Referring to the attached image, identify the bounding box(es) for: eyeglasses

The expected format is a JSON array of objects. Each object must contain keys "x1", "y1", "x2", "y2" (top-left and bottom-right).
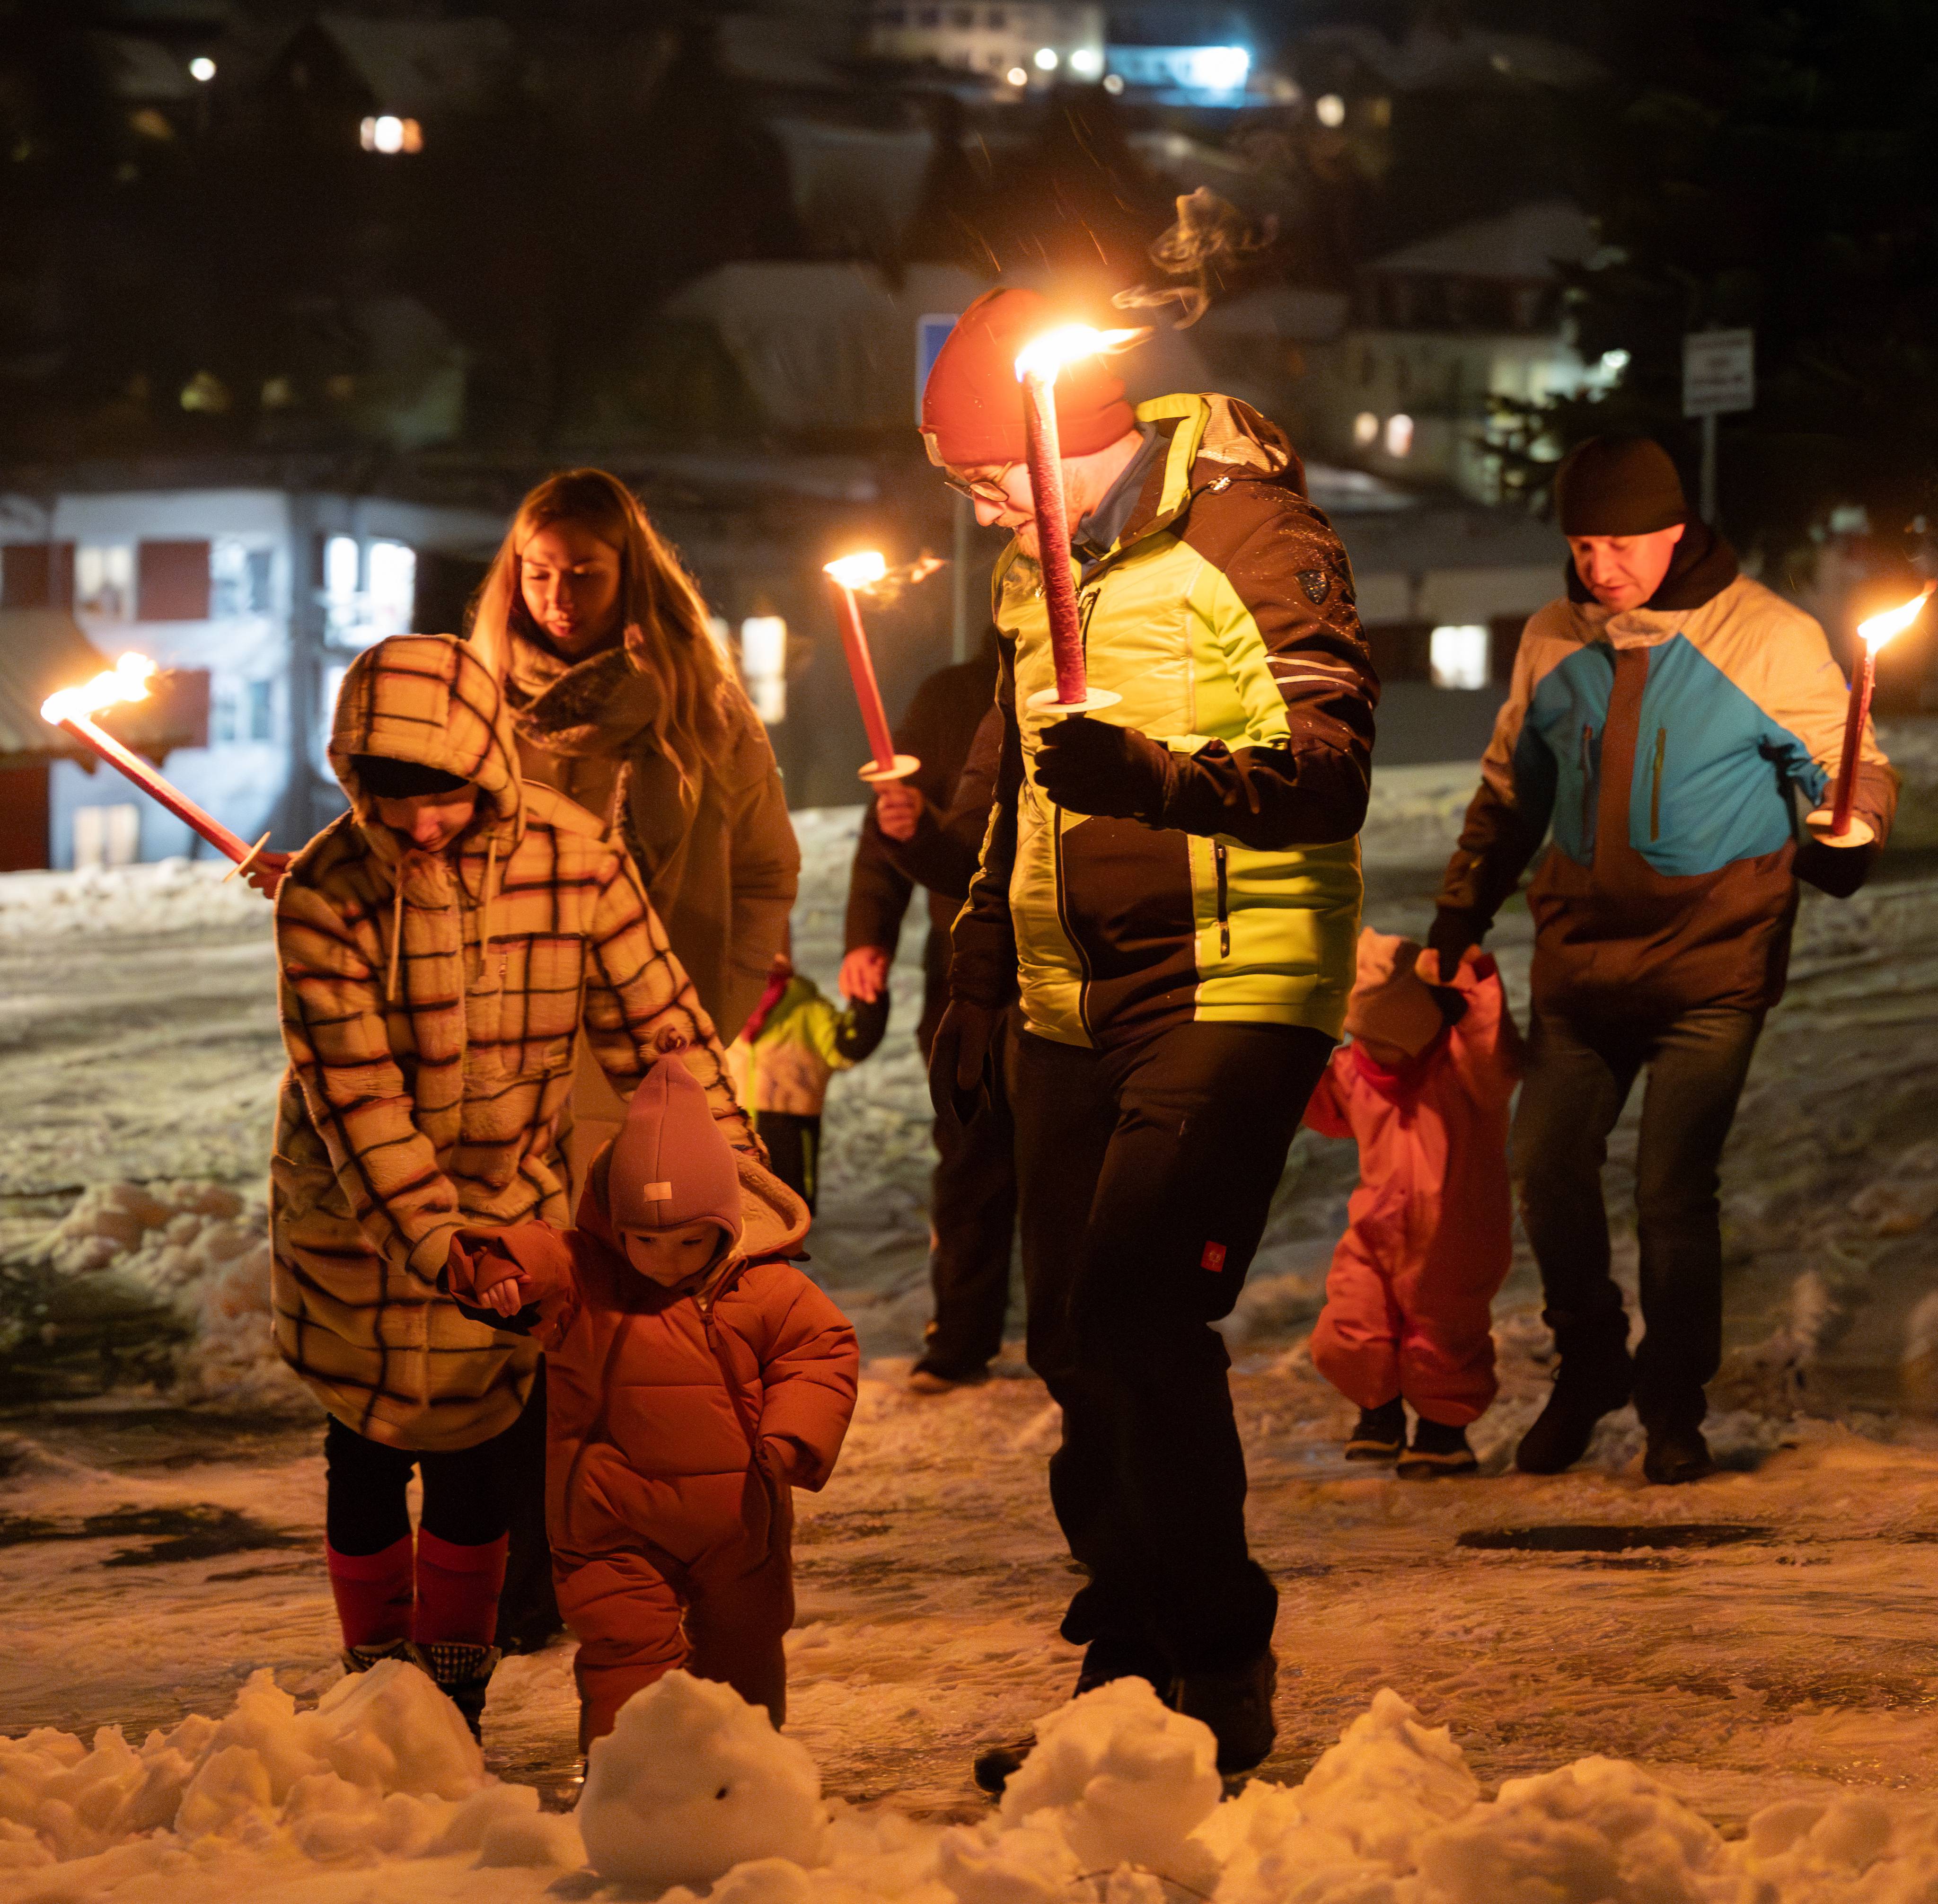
[{"x1": 941, "y1": 463, "x2": 1021, "y2": 507}]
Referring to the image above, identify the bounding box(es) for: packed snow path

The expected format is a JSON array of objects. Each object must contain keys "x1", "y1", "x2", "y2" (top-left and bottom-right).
[{"x1": 8, "y1": 741, "x2": 1938, "y2": 1863}]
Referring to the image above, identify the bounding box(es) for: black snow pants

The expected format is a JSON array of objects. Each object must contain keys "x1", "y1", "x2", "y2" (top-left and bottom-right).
[
  {"x1": 1009, "y1": 1018, "x2": 1332, "y2": 1677},
  {"x1": 755, "y1": 1111, "x2": 824, "y2": 1215},
  {"x1": 918, "y1": 1006, "x2": 1019, "y2": 1377},
  {"x1": 1512, "y1": 1002, "x2": 1765, "y2": 1431}
]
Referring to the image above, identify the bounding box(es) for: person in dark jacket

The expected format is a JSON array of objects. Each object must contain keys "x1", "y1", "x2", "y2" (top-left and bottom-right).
[
  {"x1": 921, "y1": 287, "x2": 1377, "y2": 1780},
  {"x1": 842, "y1": 637, "x2": 1018, "y2": 1390},
  {"x1": 1429, "y1": 437, "x2": 1896, "y2": 1485}
]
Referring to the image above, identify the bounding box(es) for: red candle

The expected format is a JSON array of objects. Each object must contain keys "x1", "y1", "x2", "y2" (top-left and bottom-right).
[
  {"x1": 1828, "y1": 583, "x2": 1932, "y2": 838},
  {"x1": 823, "y1": 554, "x2": 918, "y2": 784},
  {"x1": 1018, "y1": 365, "x2": 1087, "y2": 707},
  {"x1": 42, "y1": 656, "x2": 254, "y2": 862}
]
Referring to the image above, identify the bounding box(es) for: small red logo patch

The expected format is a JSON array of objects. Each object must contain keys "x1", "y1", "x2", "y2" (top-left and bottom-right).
[{"x1": 1201, "y1": 1242, "x2": 1227, "y2": 1272}]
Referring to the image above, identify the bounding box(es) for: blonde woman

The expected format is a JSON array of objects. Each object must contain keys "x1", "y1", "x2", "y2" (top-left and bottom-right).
[{"x1": 471, "y1": 468, "x2": 799, "y2": 1049}]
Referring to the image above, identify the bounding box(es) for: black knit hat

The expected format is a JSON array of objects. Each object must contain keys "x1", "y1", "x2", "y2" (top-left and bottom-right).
[
  {"x1": 351, "y1": 752, "x2": 472, "y2": 798},
  {"x1": 1554, "y1": 437, "x2": 1688, "y2": 536}
]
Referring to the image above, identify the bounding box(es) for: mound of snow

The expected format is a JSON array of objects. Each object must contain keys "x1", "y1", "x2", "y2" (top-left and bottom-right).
[
  {"x1": 577, "y1": 1671, "x2": 826, "y2": 1889},
  {"x1": 0, "y1": 1658, "x2": 580, "y2": 1879},
  {"x1": 35, "y1": 1178, "x2": 303, "y2": 1411},
  {"x1": 0, "y1": 859, "x2": 269, "y2": 942}
]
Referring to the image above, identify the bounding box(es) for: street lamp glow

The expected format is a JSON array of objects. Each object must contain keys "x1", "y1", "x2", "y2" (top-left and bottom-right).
[
  {"x1": 1006, "y1": 66, "x2": 1028, "y2": 86},
  {"x1": 1315, "y1": 92, "x2": 1346, "y2": 127},
  {"x1": 1033, "y1": 46, "x2": 1059, "y2": 71},
  {"x1": 1193, "y1": 45, "x2": 1251, "y2": 90},
  {"x1": 188, "y1": 56, "x2": 216, "y2": 82}
]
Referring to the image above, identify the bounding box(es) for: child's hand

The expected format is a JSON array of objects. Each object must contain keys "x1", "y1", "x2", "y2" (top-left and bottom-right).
[{"x1": 482, "y1": 1273, "x2": 532, "y2": 1317}]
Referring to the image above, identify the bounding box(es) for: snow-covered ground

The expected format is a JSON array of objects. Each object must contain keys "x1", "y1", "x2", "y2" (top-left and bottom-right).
[{"x1": 8, "y1": 735, "x2": 1938, "y2": 1899}]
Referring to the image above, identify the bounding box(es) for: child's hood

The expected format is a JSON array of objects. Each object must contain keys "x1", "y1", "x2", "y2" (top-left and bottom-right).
[
  {"x1": 580, "y1": 1050, "x2": 811, "y2": 1275},
  {"x1": 328, "y1": 635, "x2": 525, "y2": 847}
]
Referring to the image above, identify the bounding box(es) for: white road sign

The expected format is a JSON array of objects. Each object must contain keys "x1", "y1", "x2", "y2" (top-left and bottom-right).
[{"x1": 1683, "y1": 329, "x2": 1755, "y2": 418}]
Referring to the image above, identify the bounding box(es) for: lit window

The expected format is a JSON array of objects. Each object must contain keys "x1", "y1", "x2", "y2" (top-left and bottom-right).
[
  {"x1": 76, "y1": 545, "x2": 135, "y2": 620},
  {"x1": 1007, "y1": 65, "x2": 1028, "y2": 84},
  {"x1": 1384, "y1": 413, "x2": 1414, "y2": 458},
  {"x1": 325, "y1": 534, "x2": 359, "y2": 602},
  {"x1": 1189, "y1": 45, "x2": 1250, "y2": 90},
  {"x1": 359, "y1": 115, "x2": 423, "y2": 155},
  {"x1": 74, "y1": 805, "x2": 141, "y2": 870},
  {"x1": 740, "y1": 616, "x2": 787, "y2": 725},
  {"x1": 1033, "y1": 46, "x2": 1058, "y2": 70},
  {"x1": 247, "y1": 679, "x2": 274, "y2": 741},
  {"x1": 366, "y1": 539, "x2": 415, "y2": 636},
  {"x1": 1430, "y1": 626, "x2": 1490, "y2": 692},
  {"x1": 1315, "y1": 93, "x2": 1346, "y2": 127},
  {"x1": 188, "y1": 56, "x2": 215, "y2": 82},
  {"x1": 211, "y1": 539, "x2": 274, "y2": 619},
  {"x1": 1352, "y1": 411, "x2": 1379, "y2": 448},
  {"x1": 1599, "y1": 348, "x2": 1630, "y2": 375}
]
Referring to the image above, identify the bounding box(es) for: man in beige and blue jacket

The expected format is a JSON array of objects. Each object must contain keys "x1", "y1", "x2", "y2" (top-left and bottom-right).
[{"x1": 920, "y1": 287, "x2": 1378, "y2": 1778}]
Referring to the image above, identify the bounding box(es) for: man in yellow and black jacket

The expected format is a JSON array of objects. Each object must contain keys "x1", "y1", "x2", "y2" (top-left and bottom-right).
[{"x1": 920, "y1": 288, "x2": 1377, "y2": 1779}]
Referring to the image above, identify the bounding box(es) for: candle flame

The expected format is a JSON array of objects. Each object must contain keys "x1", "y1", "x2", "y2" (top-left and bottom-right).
[
  {"x1": 824, "y1": 551, "x2": 888, "y2": 591},
  {"x1": 1858, "y1": 582, "x2": 1936, "y2": 653},
  {"x1": 1014, "y1": 324, "x2": 1149, "y2": 386},
  {"x1": 41, "y1": 652, "x2": 158, "y2": 726}
]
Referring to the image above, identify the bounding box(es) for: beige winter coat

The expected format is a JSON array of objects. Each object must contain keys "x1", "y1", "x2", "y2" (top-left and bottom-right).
[
  {"x1": 270, "y1": 635, "x2": 753, "y2": 1452},
  {"x1": 496, "y1": 631, "x2": 799, "y2": 1042}
]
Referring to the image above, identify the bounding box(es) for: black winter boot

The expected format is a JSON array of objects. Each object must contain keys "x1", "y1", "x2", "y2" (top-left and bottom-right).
[
  {"x1": 1643, "y1": 1421, "x2": 1716, "y2": 1485},
  {"x1": 1345, "y1": 1398, "x2": 1406, "y2": 1462},
  {"x1": 973, "y1": 1628, "x2": 1174, "y2": 1796},
  {"x1": 1397, "y1": 1418, "x2": 1477, "y2": 1478},
  {"x1": 1173, "y1": 1648, "x2": 1277, "y2": 1778},
  {"x1": 1515, "y1": 1342, "x2": 1634, "y2": 1475},
  {"x1": 418, "y1": 1640, "x2": 502, "y2": 1741}
]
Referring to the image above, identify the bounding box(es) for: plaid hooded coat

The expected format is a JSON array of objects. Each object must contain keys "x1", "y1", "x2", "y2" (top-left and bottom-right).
[{"x1": 270, "y1": 635, "x2": 755, "y2": 1452}]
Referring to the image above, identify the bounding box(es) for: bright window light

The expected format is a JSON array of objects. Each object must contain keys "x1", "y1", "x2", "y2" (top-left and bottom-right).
[
  {"x1": 740, "y1": 616, "x2": 788, "y2": 725},
  {"x1": 1006, "y1": 65, "x2": 1028, "y2": 85},
  {"x1": 1384, "y1": 412, "x2": 1414, "y2": 458},
  {"x1": 324, "y1": 535, "x2": 359, "y2": 600},
  {"x1": 1599, "y1": 348, "x2": 1631, "y2": 374},
  {"x1": 1033, "y1": 46, "x2": 1058, "y2": 70},
  {"x1": 1189, "y1": 46, "x2": 1250, "y2": 90},
  {"x1": 1431, "y1": 625, "x2": 1491, "y2": 691},
  {"x1": 188, "y1": 56, "x2": 216, "y2": 82},
  {"x1": 1067, "y1": 46, "x2": 1102, "y2": 77},
  {"x1": 1353, "y1": 410, "x2": 1379, "y2": 448},
  {"x1": 1315, "y1": 92, "x2": 1346, "y2": 127},
  {"x1": 367, "y1": 540, "x2": 416, "y2": 636},
  {"x1": 359, "y1": 115, "x2": 423, "y2": 155}
]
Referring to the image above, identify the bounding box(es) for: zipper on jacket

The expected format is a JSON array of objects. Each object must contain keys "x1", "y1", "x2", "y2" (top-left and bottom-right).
[
  {"x1": 1048, "y1": 810, "x2": 1095, "y2": 1042},
  {"x1": 1578, "y1": 722, "x2": 1597, "y2": 857},
  {"x1": 1214, "y1": 842, "x2": 1231, "y2": 956},
  {"x1": 1650, "y1": 726, "x2": 1666, "y2": 842}
]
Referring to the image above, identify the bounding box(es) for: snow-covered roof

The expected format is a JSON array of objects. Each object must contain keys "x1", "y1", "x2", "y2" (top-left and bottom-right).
[
  {"x1": 1368, "y1": 200, "x2": 1598, "y2": 282},
  {"x1": 766, "y1": 118, "x2": 936, "y2": 255},
  {"x1": 88, "y1": 33, "x2": 196, "y2": 102},
  {"x1": 1299, "y1": 23, "x2": 1606, "y2": 92},
  {"x1": 310, "y1": 14, "x2": 515, "y2": 115},
  {"x1": 1196, "y1": 285, "x2": 1351, "y2": 346}
]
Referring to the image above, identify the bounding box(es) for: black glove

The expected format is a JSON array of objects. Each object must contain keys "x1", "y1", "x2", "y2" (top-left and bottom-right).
[
  {"x1": 1426, "y1": 906, "x2": 1488, "y2": 968},
  {"x1": 1034, "y1": 717, "x2": 1174, "y2": 819},
  {"x1": 1795, "y1": 833, "x2": 1876, "y2": 899},
  {"x1": 927, "y1": 998, "x2": 1001, "y2": 1126}
]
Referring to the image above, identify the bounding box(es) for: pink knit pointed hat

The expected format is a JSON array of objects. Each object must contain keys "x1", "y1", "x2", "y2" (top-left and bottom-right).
[{"x1": 608, "y1": 1051, "x2": 743, "y2": 1249}]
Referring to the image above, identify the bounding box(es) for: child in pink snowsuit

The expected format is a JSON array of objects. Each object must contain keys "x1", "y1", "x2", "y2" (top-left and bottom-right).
[{"x1": 1304, "y1": 930, "x2": 1522, "y2": 1476}]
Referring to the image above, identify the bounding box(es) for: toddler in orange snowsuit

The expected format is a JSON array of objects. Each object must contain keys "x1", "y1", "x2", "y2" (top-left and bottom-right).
[
  {"x1": 446, "y1": 1051, "x2": 859, "y2": 1745},
  {"x1": 1304, "y1": 931, "x2": 1522, "y2": 1476}
]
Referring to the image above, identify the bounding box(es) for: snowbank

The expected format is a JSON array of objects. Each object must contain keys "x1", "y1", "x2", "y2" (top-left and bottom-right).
[
  {"x1": 0, "y1": 1658, "x2": 581, "y2": 1889},
  {"x1": 14, "y1": 1668, "x2": 1938, "y2": 1902},
  {"x1": 31, "y1": 1178, "x2": 305, "y2": 1411},
  {"x1": 0, "y1": 858, "x2": 269, "y2": 941}
]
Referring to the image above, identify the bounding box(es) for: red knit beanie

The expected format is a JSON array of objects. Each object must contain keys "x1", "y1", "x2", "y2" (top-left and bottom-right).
[{"x1": 921, "y1": 287, "x2": 1136, "y2": 467}]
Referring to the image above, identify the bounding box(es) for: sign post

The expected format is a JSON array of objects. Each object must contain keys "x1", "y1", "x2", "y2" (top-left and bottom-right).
[
  {"x1": 918, "y1": 313, "x2": 973, "y2": 662},
  {"x1": 1682, "y1": 328, "x2": 1754, "y2": 527}
]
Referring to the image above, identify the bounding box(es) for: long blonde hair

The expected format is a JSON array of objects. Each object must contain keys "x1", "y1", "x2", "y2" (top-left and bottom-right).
[{"x1": 471, "y1": 468, "x2": 747, "y2": 800}]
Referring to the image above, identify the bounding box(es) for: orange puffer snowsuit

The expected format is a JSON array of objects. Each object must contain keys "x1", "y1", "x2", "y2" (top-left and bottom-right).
[
  {"x1": 448, "y1": 1060, "x2": 858, "y2": 1745},
  {"x1": 1304, "y1": 952, "x2": 1521, "y2": 1426}
]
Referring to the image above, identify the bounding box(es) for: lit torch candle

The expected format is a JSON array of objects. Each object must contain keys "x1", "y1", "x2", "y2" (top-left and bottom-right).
[
  {"x1": 823, "y1": 552, "x2": 919, "y2": 785},
  {"x1": 1013, "y1": 323, "x2": 1142, "y2": 718},
  {"x1": 1823, "y1": 583, "x2": 1934, "y2": 842},
  {"x1": 41, "y1": 654, "x2": 262, "y2": 865}
]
